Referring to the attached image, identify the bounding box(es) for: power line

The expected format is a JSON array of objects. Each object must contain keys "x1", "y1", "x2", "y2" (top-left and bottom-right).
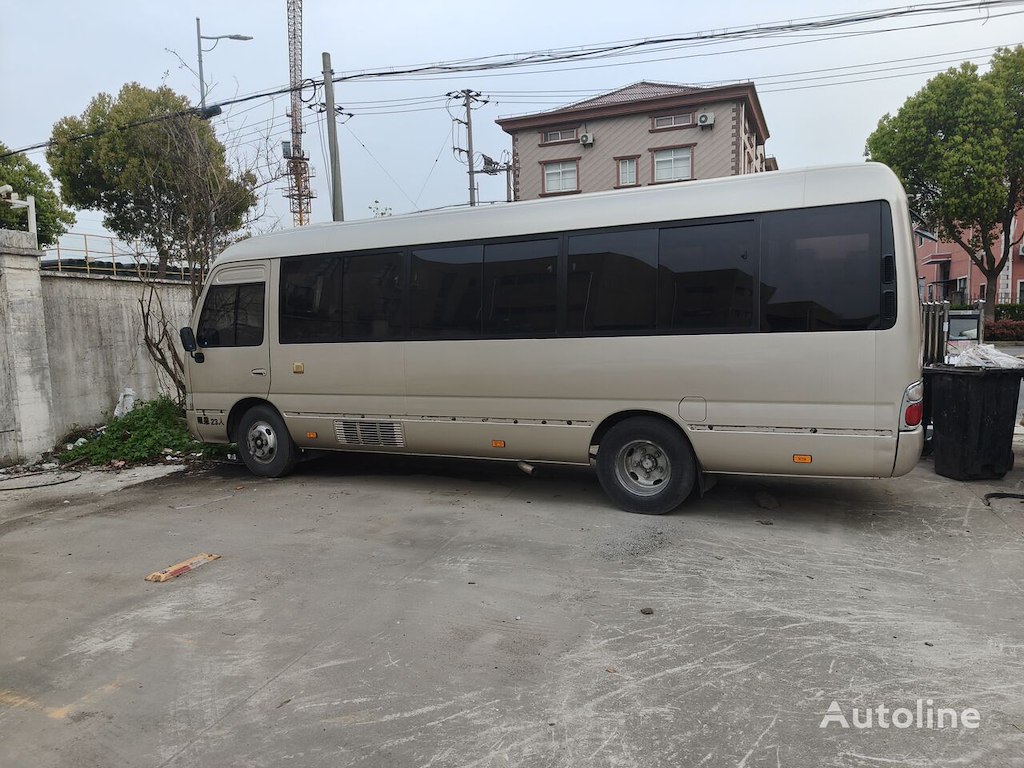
[
  {"x1": 414, "y1": 124, "x2": 454, "y2": 207},
  {"x1": 4, "y1": 2, "x2": 1021, "y2": 159},
  {"x1": 342, "y1": 123, "x2": 419, "y2": 210}
]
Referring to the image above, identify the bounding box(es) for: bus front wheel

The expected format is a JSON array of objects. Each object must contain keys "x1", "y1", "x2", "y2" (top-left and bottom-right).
[
  {"x1": 237, "y1": 405, "x2": 297, "y2": 478},
  {"x1": 596, "y1": 417, "x2": 696, "y2": 515}
]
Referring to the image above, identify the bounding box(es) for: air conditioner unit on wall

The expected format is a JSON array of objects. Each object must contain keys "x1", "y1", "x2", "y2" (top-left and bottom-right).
[
  {"x1": 697, "y1": 112, "x2": 715, "y2": 127},
  {"x1": 579, "y1": 132, "x2": 594, "y2": 146}
]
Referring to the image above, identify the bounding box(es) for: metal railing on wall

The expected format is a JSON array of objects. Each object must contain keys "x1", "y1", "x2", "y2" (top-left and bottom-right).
[
  {"x1": 922, "y1": 300, "x2": 988, "y2": 365},
  {"x1": 41, "y1": 232, "x2": 194, "y2": 282}
]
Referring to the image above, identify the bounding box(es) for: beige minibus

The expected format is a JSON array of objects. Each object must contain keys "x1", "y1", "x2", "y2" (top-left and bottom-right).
[{"x1": 180, "y1": 163, "x2": 923, "y2": 514}]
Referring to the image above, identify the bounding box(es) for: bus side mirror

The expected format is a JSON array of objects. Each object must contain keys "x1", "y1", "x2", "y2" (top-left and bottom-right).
[
  {"x1": 180, "y1": 327, "x2": 204, "y2": 363},
  {"x1": 180, "y1": 326, "x2": 198, "y2": 352}
]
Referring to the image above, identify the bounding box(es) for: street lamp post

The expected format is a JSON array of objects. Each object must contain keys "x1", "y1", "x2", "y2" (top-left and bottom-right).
[{"x1": 195, "y1": 17, "x2": 252, "y2": 113}]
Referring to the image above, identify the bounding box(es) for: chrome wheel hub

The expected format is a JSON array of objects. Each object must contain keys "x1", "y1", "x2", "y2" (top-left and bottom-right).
[
  {"x1": 246, "y1": 421, "x2": 278, "y2": 464},
  {"x1": 615, "y1": 439, "x2": 671, "y2": 497}
]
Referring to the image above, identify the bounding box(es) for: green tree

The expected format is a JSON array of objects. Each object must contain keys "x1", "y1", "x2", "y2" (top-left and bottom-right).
[
  {"x1": 867, "y1": 46, "x2": 1024, "y2": 319},
  {"x1": 46, "y1": 82, "x2": 256, "y2": 280},
  {"x1": 47, "y1": 82, "x2": 260, "y2": 403},
  {"x1": 0, "y1": 143, "x2": 75, "y2": 247}
]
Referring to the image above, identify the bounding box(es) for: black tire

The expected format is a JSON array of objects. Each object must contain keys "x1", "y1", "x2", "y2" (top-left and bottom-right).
[
  {"x1": 596, "y1": 417, "x2": 696, "y2": 515},
  {"x1": 236, "y1": 404, "x2": 297, "y2": 478}
]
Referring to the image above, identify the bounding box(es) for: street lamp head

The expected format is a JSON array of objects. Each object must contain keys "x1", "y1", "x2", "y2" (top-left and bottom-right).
[
  {"x1": 199, "y1": 33, "x2": 254, "y2": 42},
  {"x1": 195, "y1": 18, "x2": 252, "y2": 111}
]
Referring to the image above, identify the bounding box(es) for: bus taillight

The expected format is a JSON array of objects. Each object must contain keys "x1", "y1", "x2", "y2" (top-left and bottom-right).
[
  {"x1": 904, "y1": 401, "x2": 923, "y2": 427},
  {"x1": 900, "y1": 381, "x2": 924, "y2": 430}
]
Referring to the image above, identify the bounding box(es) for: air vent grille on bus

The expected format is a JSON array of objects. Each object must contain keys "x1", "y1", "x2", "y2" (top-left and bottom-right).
[{"x1": 334, "y1": 420, "x2": 406, "y2": 447}]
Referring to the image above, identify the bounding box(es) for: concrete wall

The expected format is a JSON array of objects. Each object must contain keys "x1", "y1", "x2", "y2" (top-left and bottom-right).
[
  {"x1": 40, "y1": 273, "x2": 192, "y2": 436},
  {"x1": 0, "y1": 226, "x2": 191, "y2": 464},
  {"x1": 0, "y1": 231, "x2": 55, "y2": 463}
]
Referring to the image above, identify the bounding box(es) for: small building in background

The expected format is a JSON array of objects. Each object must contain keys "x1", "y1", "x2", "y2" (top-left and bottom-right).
[
  {"x1": 915, "y1": 210, "x2": 1024, "y2": 306},
  {"x1": 495, "y1": 81, "x2": 776, "y2": 201}
]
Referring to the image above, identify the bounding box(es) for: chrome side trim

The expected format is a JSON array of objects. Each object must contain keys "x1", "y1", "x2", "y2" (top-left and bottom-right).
[{"x1": 688, "y1": 424, "x2": 893, "y2": 438}]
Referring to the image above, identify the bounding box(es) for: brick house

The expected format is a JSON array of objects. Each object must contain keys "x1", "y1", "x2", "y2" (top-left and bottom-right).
[
  {"x1": 495, "y1": 81, "x2": 776, "y2": 201},
  {"x1": 916, "y1": 210, "x2": 1024, "y2": 305}
]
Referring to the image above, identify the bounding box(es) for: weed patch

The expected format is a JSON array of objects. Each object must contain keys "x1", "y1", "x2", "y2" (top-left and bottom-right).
[{"x1": 60, "y1": 397, "x2": 205, "y2": 465}]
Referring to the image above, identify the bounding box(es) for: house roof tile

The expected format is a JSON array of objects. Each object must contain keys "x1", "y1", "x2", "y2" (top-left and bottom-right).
[{"x1": 555, "y1": 81, "x2": 704, "y2": 112}]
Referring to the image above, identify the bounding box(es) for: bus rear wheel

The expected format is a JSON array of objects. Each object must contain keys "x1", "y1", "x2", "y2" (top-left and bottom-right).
[
  {"x1": 596, "y1": 417, "x2": 696, "y2": 515},
  {"x1": 237, "y1": 405, "x2": 297, "y2": 478}
]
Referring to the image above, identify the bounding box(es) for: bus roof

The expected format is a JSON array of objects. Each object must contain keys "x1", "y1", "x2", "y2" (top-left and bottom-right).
[{"x1": 218, "y1": 162, "x2": 906, "y2": 264}]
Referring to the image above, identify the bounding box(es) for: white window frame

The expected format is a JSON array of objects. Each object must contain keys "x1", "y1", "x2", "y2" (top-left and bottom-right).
[
  {"x1": 652, "y1": 113, "x2": 693, "y2": 129},
  {"x1": 542, "y1": 160, "x2": 578, "y2": 194},
  {"x1": 653, "y1": 147, "x2": 693, "y2": 183},
  {"x1": 541, "y1": 128, "x2": 577, "y2": 143},
  {"x1": 617, "y1": 157, "x2": 638, "y2": 187}
]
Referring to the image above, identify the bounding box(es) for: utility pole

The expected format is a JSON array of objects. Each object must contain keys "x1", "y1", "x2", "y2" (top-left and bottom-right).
[
  {"x1": 321, "y1": 52, "x2": 345, "y2": 221},
  {"x1": 448, "y1": 90, "x2": 487, "y2": 207},
  {"x1": 464, "y1": 91, "x2": 476, "y2": 207},
  {"x1": 196, "y1": 18, "x2": 206, "y2": 113}
]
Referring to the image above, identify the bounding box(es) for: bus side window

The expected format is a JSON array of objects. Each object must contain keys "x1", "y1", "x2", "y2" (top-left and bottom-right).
[
  {"x1": 657, "y1": 220, "x2": 757, "y2": 333},
  {"x1": 483, "y1": 239, "x2": 558, "y2": 335},
  {"x1": 567, "y1": 229, "x2": 657, "y2": 334},
  {"x1": 761, "y1": 203, "x2": 884, "y2": 332},
  {"x1": 410, "y1": 244, "x2": 483, "y2": 338},
  {"x1": 280, "y1": 254, "x2": 344, "y2": 343},
  {"x1": 196, "y1": 283, "x2": 266, "y2": 348},
  {"x1": 342, "y1": 252, "x2": 404, "y2": 340}
]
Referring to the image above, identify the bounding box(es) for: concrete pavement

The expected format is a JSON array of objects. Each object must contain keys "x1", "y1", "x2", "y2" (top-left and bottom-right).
[{"x1": 1, "y1": 454, "x2": 1023, "y2": 767}]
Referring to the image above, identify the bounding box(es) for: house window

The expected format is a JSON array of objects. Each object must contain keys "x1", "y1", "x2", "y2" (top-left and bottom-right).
[
  {"x1": 542, "y1": 160, "x2": 578, "y2": 194},
  {"x1": 652, "y1": 147, "x2": 693, "y2": 183},
  {"x1": 651, "y1": 113, "x2": 693, "y2": 130},
  {"x1": 541, "y1": 128, "x2": 577, "y2": 143},
  {"x1": 616, "y1": 157, "x2": 638, "y2": 187}
]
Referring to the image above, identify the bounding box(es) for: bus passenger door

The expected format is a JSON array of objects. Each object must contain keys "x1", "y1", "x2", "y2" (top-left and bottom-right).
[{"x1": 185, "y1": 263, "x2": 271, "y2": 442}]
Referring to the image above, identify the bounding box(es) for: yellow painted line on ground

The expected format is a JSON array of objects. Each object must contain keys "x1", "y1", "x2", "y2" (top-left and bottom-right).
[
  {"x1": 0, "y1": 682, "x2": 121, "y2": 720},
  {"x1": 0, "y1": 689, "x2": 66, "y2": 719}
]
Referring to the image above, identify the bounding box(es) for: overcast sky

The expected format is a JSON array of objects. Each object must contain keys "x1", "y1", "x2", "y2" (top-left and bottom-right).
[{"x1": 2, "y1": 0, "x2": 1022, "y2": 240}]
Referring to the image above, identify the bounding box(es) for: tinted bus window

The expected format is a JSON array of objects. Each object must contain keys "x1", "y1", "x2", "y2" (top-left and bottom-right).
[
  {"x1": 761, "y1": 202, "x2": 885, "y2": 332},
  {"x1": 658, "y1": 221, "x2": 756, "y2": 332},
  {"x1": 410, "y1": 245, "x2": 483, "y2": 338},
  {"x1": 483, "y1": 239, "x2": 558, "y2": 335},
  {"x1": 567, "y1": 229, "x2": 657, "y2": 333},
  {"x1": 342, "y1": 252, "x2": 403, "y2": 340},
  {"x1": 280, "y1": 254, "x2": 343, "y2": 343},
  {"x1": 196, "y1": 283, "x2": 265, "y2": 347}
]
